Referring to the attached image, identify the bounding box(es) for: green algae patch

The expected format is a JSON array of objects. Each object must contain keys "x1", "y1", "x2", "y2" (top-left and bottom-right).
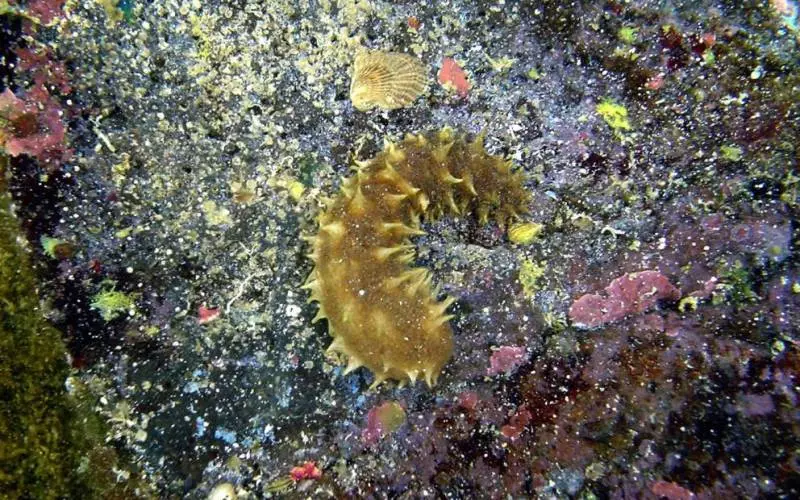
[
  {"x1": 519, "y1": 259, "x2": 546, "y2": 298},
  {"x1": 508, "y1": 222, "x2": 544, "y2": 245},
  {"x1": 297, "y1": 154, "x2": 324, "y2": 187},
  {"x1": 526, "y1": 67, "x2": 543, "y2": 81},
  {"x1": 91, "y1": 283, "x2": 137, "y2": 321},
  {"x1": 201, "y1": 199, "x2": 233, "y2": 226},
  {"x1": 678, "y1": 296, "x2": 700, "y2": 313},
  {"x1": 720, "y1": 144, "x2": 743, "y2": 162},
  {"x1": 0, "y1": 176, "x2": 146, "y2": 497},
  {"x1": 97, "y1": 0, "x2": 124, "y2": 25},
  {"x1": 617, "y1": 26, "x2": 638, "y2": 44},
  {"x1": 266, "y1": 476, "x2": 295, "y2": 494},
  {"x1": 40, "y1": 235, "x2": 74, "y2": 259},
  {"x1": 715, "y1": 260, "x2": 759, "y2": 307},
  {"x1": 596, "y1": 98, "x2": 632, "y2": 132}
]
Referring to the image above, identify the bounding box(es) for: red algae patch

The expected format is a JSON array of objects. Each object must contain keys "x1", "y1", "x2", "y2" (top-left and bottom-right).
[
  {"x1": 289, "y1": 461, "x2": 322, "y2": 481},
  {"x1": 569, "y1": 270, "x2": 681, "y2": 329},
  {"x1": 487, "y1": 346, "x2": 528, "y2": 376}
]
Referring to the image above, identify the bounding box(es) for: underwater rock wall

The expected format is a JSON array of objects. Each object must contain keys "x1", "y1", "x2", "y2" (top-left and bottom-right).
[{"x1": 1, "y1": 0, "x2": 799, "y2": 497}]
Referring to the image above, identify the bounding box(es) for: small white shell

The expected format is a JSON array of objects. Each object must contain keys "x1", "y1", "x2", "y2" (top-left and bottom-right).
[{"x1": 350, "y1": 49, "x2": 428, "y2": 111}]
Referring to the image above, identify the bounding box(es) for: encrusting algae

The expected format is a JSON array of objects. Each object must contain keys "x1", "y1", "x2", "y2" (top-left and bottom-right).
[
  {"x1": 304, "y1": 128, "x2": 530, "y2": 388},
  {"x1": 350, "y1": 49, "x2": 428, "y2": 111}
]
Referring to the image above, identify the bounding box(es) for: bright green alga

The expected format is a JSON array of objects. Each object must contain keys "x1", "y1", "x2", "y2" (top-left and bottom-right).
[
  {"x1": 596, "y1": 98, "x2": 632, "y2": 131},
  {"x1": 720, "y1": 144, "x2": 743, "y2": 162},
  {"x1": 91, "y1": 283, "x2": 137, "y2": 321},
  {"x1": 617, "y1": 26, "x2": 638, "y2": 44},
  {"x1": 519, "y1": 259, "x2": 546, "y2": 298}
]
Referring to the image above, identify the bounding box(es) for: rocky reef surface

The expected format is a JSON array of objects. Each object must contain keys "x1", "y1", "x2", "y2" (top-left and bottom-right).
[{"x1": 1, "y1": 0, "x2": 798, "y2": 498}]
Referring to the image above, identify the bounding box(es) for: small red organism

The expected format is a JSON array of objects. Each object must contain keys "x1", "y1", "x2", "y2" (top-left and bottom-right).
[
  {"x1": 487, "y1": 346, "x2": 528, "y2": 376},
  {"x1": 500, "y1": 406, "x2": 531, "y2": 440},
  {"x1": 660, "y1": 25, "x2": 683, "y2": 50},
  {"x1": 88, "y1": 259, "x2": 103, "y2": 274},
  {"x1": 645, "y1": 73, "x2": 665, "y2": 90},
  {"x1": 438, "y1": 57, "x2": 470, "y2": 97},
  {"x1": 606, "y1": 1, "x2": 624, "y2": 15},
  {"x1": 407, "y1": 16, "x2": 421, "y2": 30},
  {"x1": 289, "y1": 461, "x2": 322, "y2": 481},
  {"x1": 457, "y1": 391, "x2": 479, "y2": 412},
  {"x1": 197, "y1": 305, "x2": 220, "y2": 324},
  {"x1": 690, "y1": 32, "x2": 717, "y2": 56}
]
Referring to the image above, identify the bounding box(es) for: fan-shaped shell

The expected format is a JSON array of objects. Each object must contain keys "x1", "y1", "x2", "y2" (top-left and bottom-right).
[{"x1": 350, "y1": 50, "x2": 428, "y2": 111}]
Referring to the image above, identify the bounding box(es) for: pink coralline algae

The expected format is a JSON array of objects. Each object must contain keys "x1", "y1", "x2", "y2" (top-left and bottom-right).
[
  {"x1": 14, "y1": 0, "x2": 66, "y2": 24},
  {"x1": 487, "y1": 346, "x2": 528, "y2": 376},
  {"x1": 569, "y1": 270, "x2": 681, "y2": 329},
  {"x1": 0, "y1": 87, "x2": 70, "y2": 168},
  {"x1": 650, "y1": 480, "x2": 696, "y2": 500},
  {"x1": 197, "y1": 305, "x2": 220, "y2": 324},
  {"x1": 689, "y1": 276, "x2": 718, "y2": 299},
  {"x1": 438, "y1": 57, "x2": 470, "y2": 97},
  {"x1": 15, "y1": 47, "x2": 72, "y2": 94},
  {"x1": 361, "y1": 401, "x2": 407, "y2": 446}
]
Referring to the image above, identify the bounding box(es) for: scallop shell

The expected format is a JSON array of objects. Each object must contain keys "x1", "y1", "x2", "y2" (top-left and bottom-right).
[{"x1": 350, "y1": 50, "x2": 428, "y2": 111}]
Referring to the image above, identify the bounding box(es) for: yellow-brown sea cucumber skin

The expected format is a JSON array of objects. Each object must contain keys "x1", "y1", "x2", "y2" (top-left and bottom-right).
[{"x1": 304, "y1": 128, "x2": 529, "y2": 388}]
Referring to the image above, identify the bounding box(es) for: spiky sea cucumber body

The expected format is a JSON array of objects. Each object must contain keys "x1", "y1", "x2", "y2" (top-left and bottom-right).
[{"x1": 304, "y1": 128, "x2": 529, "y2": 388}]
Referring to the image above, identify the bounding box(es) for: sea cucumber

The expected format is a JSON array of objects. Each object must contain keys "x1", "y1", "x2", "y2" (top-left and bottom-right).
[{"x1": 304, "y1": 128, "x2": 529, "y2": 388}]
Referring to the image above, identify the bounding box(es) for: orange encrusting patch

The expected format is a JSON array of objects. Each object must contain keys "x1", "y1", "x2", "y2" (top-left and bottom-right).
[
  {"x1": 304, "y1": 128, "x2": 529, "y2": 389},
  {"x1": 438, "y1": 57, "x2": 470, "y2": 97}
]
